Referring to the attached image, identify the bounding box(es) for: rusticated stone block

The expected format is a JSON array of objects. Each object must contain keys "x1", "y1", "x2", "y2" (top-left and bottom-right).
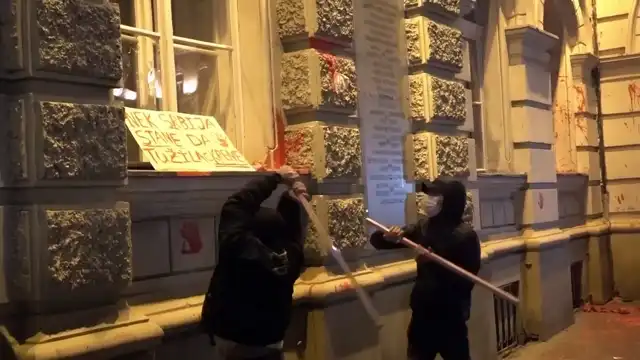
[
  {"x1": 413, "y1": 132, "x2": 431, "y2": 181},
  {"x1": 2, "y1": 205, "x2": 131, "y2": 310},
  {"x1": 435, "y1": 134, "x2": 469, "y2": 177},
  {"x1": 276, "y1": 0, "x2": 354, "y2": 44},
  {"x1": 304, "y1": 195, "x2": 366, "y2": 262},
  {"x1": 1, "y1": 207, "x2": 32, "y2": 300},
  {"x1": 404, "y1": 0, "x2": 460, "y2": 15},
  {"x1": 35, "y1": 0, "x2": 122, "y2": 80},
  {"x1": 46, "y1": 208, "x2": 132, "y2": 290},
  {"x1": 405, "y1": 17, "x2": 463, "y2": 69},
  {"x1": 285, "y1": 122, "x2": 361, "y2": 179},
  {"x1": 281, "y1": 49, "x2": 357, "y2": 114},
  {"x1": 41, "y1": 101, "x2": 127, "y2": 181},
  {"x1": 415, "y1": 190, "x2": 473, "y2": 224},
  {"x1": 0, "y1": 0, "x2": 22, "y2": 71},
  {"x1": 409, "y1": 73, "x2": 466, "y2": 123},
  {"x1": 1, "y1": 97, "x2": 28, "y2": 184}
]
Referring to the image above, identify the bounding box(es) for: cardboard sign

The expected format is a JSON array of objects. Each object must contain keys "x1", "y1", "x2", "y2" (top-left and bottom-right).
[{"x1": 124, "y1": 108, "x2": 255, "y2": 172}]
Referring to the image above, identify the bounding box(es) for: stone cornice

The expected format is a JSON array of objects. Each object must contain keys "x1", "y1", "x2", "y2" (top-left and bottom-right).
[
  {"x1": 570, "y1": 52, "x2": 599, "y2": 82},
  {"x1": 477, "y1": 172, "x2": 527, "y2": 200},
  {"x1": 120, "y1": 171, "x2": 307, "y2": 220},
  {"x1": 505, "y1": 26, "x2": 558, "y2": 66},
  {"x1": 600, "y1": 54, "x2": 640, "y2": 81}
]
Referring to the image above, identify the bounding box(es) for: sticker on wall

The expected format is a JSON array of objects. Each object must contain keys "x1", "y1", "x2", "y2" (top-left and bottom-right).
[{"x1": 170, "y1": 217, "x2": 216, "y2": 272}]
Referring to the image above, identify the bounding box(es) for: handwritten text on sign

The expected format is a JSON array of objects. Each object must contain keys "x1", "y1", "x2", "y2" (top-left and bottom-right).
[{"x1": 124, "y1": 108, "x2": 254, "y2": 172}]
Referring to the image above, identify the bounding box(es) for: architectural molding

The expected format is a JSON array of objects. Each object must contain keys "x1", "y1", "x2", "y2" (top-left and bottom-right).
[
  {"x1": 504, "y1": 25, "x2": 558, "y2": 66},
  {"x1": 570, "y1": 52, "x2": 599, "y2": 82},
  {"x1": 599, "y1": 54, "x2": 640, "y2": 81}
]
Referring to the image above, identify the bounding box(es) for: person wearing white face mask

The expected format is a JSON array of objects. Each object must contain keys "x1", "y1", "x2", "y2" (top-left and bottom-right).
[{"x1": 369, "y1": 178, "x2": 481, "y2": 360}]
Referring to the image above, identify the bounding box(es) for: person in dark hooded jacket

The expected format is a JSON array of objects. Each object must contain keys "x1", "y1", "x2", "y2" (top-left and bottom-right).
[
  {"x1": 369, "y1": 178, "x2": 481, "y2": 360},
  {"x1": 201, "y1": 166, "x2": 308, "y2": 360}
]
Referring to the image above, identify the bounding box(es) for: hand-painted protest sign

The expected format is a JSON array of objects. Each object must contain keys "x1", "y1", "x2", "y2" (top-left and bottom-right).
[{"x1": 124, "y1": 108, "x2": 255, "y2": 172}]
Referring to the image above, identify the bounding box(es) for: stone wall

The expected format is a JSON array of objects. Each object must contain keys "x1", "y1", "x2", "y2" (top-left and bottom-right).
[
  {"x1": 404, "y1": 0, "x2": 477, "y2": 228},
  {"x1": 276, "y1": 0, "x2": 365, "y2": 260},
  {"x1": 0, "y1": 0, "x2": 133, "y2": 354}
]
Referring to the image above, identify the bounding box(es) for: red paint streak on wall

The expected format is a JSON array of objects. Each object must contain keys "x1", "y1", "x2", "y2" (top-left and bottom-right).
[
  {"x1": 335, "y1": 280, "x2": 352, "y2": 293},
  {"x1": 537, "y1": 193, "x2": 544, "y2": 209},
  {"x1": 628, "y1": 82, "x2": 640, "y2": 110},
  {"x1": 574, "y1": 85, "x2": 586, "y2": 112},
  {"x1": 180, "y1": 221, "x2": 203, "y2": 254}
]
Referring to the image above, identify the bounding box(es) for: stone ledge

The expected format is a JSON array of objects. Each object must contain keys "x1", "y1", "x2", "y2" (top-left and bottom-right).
[
  {"x1": 2, "y1": 309, "x2": 163, "y2": 360},
  {"x1": 120, "y1": 171, "x2": 272, "y2": 220},
  {"x1": 405, "y1": 0, "x2": 461, "y2": 18},
  {"x1": 505, "y1": 26, "x2": 558, "y2": 66},
  {"x1": 1, "y1": 217, "x2": 623, "y2": 359}
]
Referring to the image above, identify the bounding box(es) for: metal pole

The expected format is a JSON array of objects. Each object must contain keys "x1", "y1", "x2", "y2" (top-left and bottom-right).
[
  {"x1": 365, "y1": 217, "x2": 520, "y2": 305},
  {"x1": 297, "y1": 195, "x2": 382, "y2": 326}
]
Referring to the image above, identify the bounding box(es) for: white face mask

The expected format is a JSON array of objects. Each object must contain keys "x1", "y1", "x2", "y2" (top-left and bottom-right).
[{"x1": 425, "y1": 195, "x2": 443, "y2": 218}]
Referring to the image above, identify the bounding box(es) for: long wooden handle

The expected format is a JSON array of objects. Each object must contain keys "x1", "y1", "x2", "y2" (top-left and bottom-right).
[
  {"x1": 297, "y1": 195, "x2": 383, "y2": 326},
  {"x1": 365, "y1": 217, "x2": 520, "y2": 305}
]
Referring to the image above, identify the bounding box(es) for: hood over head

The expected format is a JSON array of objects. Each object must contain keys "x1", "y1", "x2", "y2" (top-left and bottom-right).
[
  {"x1": 252, "y1": 206, "x2": 287, "y2": 248},
  {"x1": 421, "y1": 178, "x2": 467, "y2": 225}
]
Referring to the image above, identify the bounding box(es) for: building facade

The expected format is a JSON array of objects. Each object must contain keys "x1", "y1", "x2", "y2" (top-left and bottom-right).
[{"x1": 1, "y1": 0, "x2": 640, "y2": 359}]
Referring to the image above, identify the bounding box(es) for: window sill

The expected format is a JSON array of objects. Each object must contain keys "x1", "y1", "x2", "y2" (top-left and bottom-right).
[{"x1": 121, "y1": 170, "x2": 269, "y2": 221}]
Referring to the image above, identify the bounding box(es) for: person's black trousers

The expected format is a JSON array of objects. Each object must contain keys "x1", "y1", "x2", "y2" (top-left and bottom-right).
[{"x1": 407, "y1": 309, "x2": 471, "y2": 360}]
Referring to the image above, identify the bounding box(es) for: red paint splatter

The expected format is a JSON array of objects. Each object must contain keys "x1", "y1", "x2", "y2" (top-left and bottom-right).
[
  {"x1": 335, "y1": 280, "x2": 352, "y2": 292},
  {"x1": 628, "y1": 82, "x2": 640, "y2": 110},
  {"x1": 286, "y1": 132, "x2": 306, "y2": 154},
  {"x1": 180, "y1": 221, "x2": 203, "y2": 254},
  {"x1": 574, "y1": 85, "x2": 586, "y2": 112},
  {"x1": 319, "y1": 52, "x2": 344, "y2": 92}
]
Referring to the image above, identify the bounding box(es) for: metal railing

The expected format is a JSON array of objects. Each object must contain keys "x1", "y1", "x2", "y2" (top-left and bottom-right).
[{"x1": 494, "y1": 281, "x2": 523, "y2": 354}]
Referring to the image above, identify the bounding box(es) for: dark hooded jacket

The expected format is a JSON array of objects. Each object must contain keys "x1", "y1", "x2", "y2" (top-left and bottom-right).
[
  {"x1": 201, "y1": 174, "x2": 306, "y2": 346},
  {"x1": 370, "y1": 179, "x2": 481, "y2": 315}
]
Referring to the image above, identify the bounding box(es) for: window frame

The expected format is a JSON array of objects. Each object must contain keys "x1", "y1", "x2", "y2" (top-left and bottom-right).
[{"x1": 114, "y1": 0, "x2": 245, "y2": 164}]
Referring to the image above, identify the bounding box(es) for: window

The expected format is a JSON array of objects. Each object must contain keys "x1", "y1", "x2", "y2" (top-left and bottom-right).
[
  {"x1": 111, "y1": 0, "x2": 247, "y2": 165},
  {"x1": 462, "y1": 0, "x2": 489, "y2": 171}
]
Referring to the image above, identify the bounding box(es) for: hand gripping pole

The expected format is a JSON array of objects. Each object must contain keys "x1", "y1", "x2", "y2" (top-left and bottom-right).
[
  {"x1": 297, "y1": 195, "x2": 382, "y2": 326},
  {"x1": 365, "y1": 217, "x2": 520, "y2": 305}
]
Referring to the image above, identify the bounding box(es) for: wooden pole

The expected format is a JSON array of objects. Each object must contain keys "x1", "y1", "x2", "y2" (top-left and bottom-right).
[
  {"x1": 297, "y1": 195, "x2": 383, "y2": 326},
  {"x1": 365, "y1": 217, "x2": 520, "y2": 305}
]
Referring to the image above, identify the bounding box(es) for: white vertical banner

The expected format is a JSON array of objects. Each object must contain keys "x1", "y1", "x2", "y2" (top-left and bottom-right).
[{"x1": 355, "y1": 0, "x2": 410, "y2": 228}]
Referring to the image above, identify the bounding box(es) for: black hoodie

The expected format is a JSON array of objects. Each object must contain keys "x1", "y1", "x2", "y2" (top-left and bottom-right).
[
  {"x1": 370, "y1": 179, "x2": 481, "y2": 314},
  {"x1": 201, "y1": 174, "x2": 305, "y2": 346}
]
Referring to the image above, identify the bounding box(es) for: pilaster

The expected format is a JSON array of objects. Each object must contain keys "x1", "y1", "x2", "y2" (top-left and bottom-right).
[
  {"x1": 505, "y1": 25, "x2": 559, "y2": 230},
  {"x1": 276, "y1": 0, "x2": 367, "y2": 261},
  {"x1": 0, "y1": 0, "x2": 133, "y2": 354},
  {"x1": 570, "y1": 53, "x2": 602, "y2": 218},
  {"x1": 506, "y1": 25, "x2": 575, "y2": 341}
]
